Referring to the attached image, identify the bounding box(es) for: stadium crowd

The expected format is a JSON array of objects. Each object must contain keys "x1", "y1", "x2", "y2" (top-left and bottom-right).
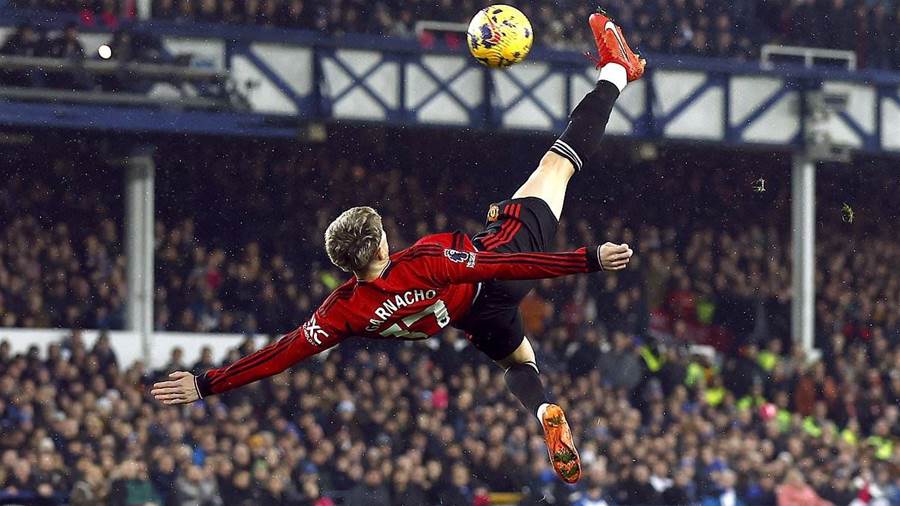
[
  {"x1": 2, "y1": 136, "x2": 898, "y2": 349},
  {"x1": 0, "y1": 21, "x2": 199, "y2": 92},
  {"x1": 4, "y1": 0, "x2": 900, "y2": 69},
  {"x1": 0, "y1": 314, "x2": 897, "y2": 505},
  {"x1": 0, "y1": 135, "x2": 898, "y2": 505}
]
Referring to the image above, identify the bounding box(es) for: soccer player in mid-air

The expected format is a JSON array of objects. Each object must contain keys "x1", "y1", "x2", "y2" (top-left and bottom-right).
[{"x1": 152, "y1": 9, "x2": 645, "y2": 484}]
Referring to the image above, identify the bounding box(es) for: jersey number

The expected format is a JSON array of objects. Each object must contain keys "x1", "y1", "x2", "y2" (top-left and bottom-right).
[{"x1": 379, "y1": 300, "x2": 450, "y2": 340}]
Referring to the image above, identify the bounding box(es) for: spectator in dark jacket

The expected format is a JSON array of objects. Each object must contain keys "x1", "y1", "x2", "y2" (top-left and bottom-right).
[
  {"x1": 46, "y1": 22, "x2": 84, "y2": 59},
  {"x1": 45, "y1": 22, "x2": 91, "y2": 89},
  {"x1": 437, "y1": 463, "x2": 478, "y2": 506},
  {"x1": 391, "y1": 468, "x2": 427, "y2": 506},
  {"x1": 702, "y1": 470, "x2": 747, "y2": 506},
  {"x1": 345, "y1": 469, "x2": 390, "y2": 506},
  {"x1": 0, "y1": 23, "x2": 45, "y2": 86},
  {"x1": 614, "y1": 465, "x2": 662, "y2": 505},
  {"x1": 0, "y1": 23, "x2": 43, "y2": 56},
  {"x1": 663, "y1": 468, "x2": 695, "y2": 506}
]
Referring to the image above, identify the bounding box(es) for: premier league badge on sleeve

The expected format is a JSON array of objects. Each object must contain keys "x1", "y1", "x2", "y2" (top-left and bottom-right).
[{"x1": 444, "y1": 249, "x2": 476, "y2": 268}]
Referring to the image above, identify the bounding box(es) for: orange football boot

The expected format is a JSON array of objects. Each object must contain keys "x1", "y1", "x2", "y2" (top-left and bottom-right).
[
  {"x1": 588, "y1": 8, "x2": 646, "y2": 81},
  {"x1": 541, "y1": 404, "x2": 582, "y2": 483}
]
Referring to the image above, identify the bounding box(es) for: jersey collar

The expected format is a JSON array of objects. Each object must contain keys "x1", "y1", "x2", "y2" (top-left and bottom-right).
[{"x1": 356, "y1": 260, "x2": 392, "y2": 284}]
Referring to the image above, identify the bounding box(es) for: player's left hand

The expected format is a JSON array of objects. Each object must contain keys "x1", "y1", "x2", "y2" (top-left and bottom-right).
[
  {"x1": 598, "y1": 242, "x2": 633, "y2": 271},
  {"x1": 151, "y1": 371, "x2": 201, "y2": 405}
]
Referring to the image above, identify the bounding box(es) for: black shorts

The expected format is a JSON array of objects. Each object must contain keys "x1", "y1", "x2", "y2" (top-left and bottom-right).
[{"x1": 455, "y1": 196, "x2": 559, "y2": 361}]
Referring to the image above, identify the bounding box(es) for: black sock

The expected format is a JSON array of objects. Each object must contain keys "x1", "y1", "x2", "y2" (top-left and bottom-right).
[
  {"x1": 550, "y1": 80, "x2": 620, "y2": 171},
  {"x1": 504, "y1": 361, "x2": 550, "y2": 416}
]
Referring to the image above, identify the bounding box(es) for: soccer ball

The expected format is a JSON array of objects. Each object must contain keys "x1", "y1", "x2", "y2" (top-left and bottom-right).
[{"x1": 467, "y1": 5, "x2": 533, "y2": 68}]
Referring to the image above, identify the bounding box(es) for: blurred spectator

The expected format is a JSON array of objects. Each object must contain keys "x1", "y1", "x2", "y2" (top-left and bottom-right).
[
  {"x1": 105, "y1": 29, "x2": 134, "y2": 61},
  {"x1": 776, "y1": 469, "x2": 833, "y2": 506},
  {"x1": 701, "y1": 469, "x2": 746, "y2": 506},
  {"x1": 346, "y1": 468, "x2": 389, "y2": 506},
  {"x1": 46, "y1": 22, "x2": 84, "y2": 59},
  {"x1": 191, "y1": 346, "x2": 216, "y2": 375},
  {"x1": 109, "y1": 460, "x2": 163, "y2": 506},
  {"x1": 611, "y1": 464, "x2": 661, "y2": 505},
  {"x1": 70, "y1": 465, "x2": 109, "y2": 505},
  {"x1": 96, "y1": 29, "x2": 149, "y2": 92},
  {"x1": 175, "y1": 465, "x2": 222, "y2": 506},
  {"x1": 0, "y1": 22, "x2": 44, "y2": 57},
  {"x1": 44, "y1": 22, "x2": 92, "y2": 89},
  {"x1": 0, "y1": 22, "x2": 47, "y2": 87},
  {"x1": 436, "y1": 462, "x2": 486, "y2": 506},
  {"x1": 163, "y1": 347, "x2": 188, "y2": 372}
]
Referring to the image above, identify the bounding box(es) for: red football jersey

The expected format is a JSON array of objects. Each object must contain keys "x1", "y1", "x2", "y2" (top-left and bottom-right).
[{"x1": 196, "y1": 231, "x2": 602, "y2": 397}]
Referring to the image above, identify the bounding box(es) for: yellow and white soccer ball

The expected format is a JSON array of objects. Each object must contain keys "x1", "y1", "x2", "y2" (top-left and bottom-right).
[{"x1": 467, "y1": 5, "x2": 533, "y2": 68}]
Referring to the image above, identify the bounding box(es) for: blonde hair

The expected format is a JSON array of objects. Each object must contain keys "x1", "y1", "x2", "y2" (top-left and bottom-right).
[{"x1": 324, "y1": 207, "x2": 383, "y2": 272}]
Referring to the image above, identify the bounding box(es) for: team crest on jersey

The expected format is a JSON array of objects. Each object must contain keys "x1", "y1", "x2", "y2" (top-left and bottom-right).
[
  {"x1": 486, "y1": 204, "x2": 500, "y2": 223},
  {"x1": 444, "y1": 249, "x2": 476, "y2": 268}
]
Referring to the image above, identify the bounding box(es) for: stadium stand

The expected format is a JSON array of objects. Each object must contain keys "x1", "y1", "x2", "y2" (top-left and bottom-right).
[
  {"x1": 0, "y1": 0, "x2": 897, "y2": 498},
  {"x1": 0, "y1": 314, "x2": 897, "y2": 504},
  {"x1": 0, "y1": 132, "x2": 898, "y2": 504},
  {"x1": 0, "y1": 22, "x2": 235, "y2": 108},
  {"x1": 2, "y1": 133, "x2": 898, "y2": 343},
  {"x1": 1, "y1": 0, "x2": 900, "y2": 69},
  {"x1": 4, "y1": 0, "x2": 899, "y2": 69}
]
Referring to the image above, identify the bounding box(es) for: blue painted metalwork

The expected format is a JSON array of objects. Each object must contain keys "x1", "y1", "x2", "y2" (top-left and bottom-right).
[
  {"x1": 494, "y1": 65, "x2": 565, "y2": 130},
  {"x1": 320, "y1": 47, "x2": 399, "y2": 121},
  {"x1": 410, "y1": 59, "x2": 480, "y2": 125},
  {"x1": 235, "y1": 44, "x2": 316, "y2": 118},
  {"x1": 0, "y1": 15, "x2": 897, "y2": 154},
  {"x1": 836, "y1": 110, "x2": 877, "y2": 150},
  {"x1": 874, "y1": 85, "x2": 900, "y2": 150},
  {"x1": 0, "y1": 100, "x2": 297, "y2": 136},
  {"x1": 654, "y1": 76, "x2": 719, "y2": 137},
  {"x1": 729, "y1": 85, "x2": 795, "y2": 139}
]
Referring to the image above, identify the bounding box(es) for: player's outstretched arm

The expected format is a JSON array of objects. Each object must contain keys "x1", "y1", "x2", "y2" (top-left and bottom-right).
[
  {"x1": 416, "y1": 242, "x2": 633, "y2": 286},
  {"x1": 151, "y1": 371, "x2": 202, "y2": 405},
  {"x1": 151, "y1": 317, "x2": 341, "y2": 404},
  {"x1": 597, "y1": 242, "x2": 634, "y2": 270}
]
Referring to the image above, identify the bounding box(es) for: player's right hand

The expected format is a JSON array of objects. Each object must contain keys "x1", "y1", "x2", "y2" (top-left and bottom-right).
[
  {"x1": 598, "y1": 242, "x2": 633, "y2": 271},
  {"x1": 150, "y1": 371, "x2": 201, "y2": 405}
]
